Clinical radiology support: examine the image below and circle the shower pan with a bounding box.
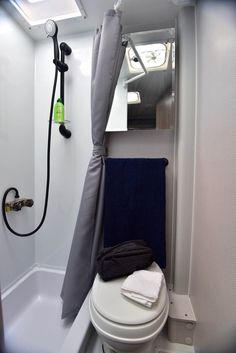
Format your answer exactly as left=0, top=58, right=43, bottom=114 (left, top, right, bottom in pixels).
left=2, top=268, right=70, bottom=353
left=1, top=266, right=95, bottom=353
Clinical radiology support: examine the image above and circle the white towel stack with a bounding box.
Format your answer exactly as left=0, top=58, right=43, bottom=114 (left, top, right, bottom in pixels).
left=121, top=270, right=163, bottom=308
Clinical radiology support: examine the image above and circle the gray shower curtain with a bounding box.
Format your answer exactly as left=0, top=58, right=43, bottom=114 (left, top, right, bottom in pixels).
left=61, top=9, right=126, bottom=319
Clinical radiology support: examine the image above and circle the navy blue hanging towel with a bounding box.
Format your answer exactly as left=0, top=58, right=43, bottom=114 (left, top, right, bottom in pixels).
left=104, top=158, right=168, bottom=268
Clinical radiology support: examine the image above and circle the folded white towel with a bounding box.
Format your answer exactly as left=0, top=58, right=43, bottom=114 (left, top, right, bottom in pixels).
left=121, top=270, right=163, bottom=308
left=121, top=291, right=153, bottom=308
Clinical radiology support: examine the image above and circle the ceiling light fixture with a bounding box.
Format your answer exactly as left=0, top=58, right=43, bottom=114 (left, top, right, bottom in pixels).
left=128, top=92, right=141, bottom=105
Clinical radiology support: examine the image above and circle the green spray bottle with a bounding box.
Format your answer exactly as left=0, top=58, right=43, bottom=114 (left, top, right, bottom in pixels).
left=54, top=98, right=64, bottom=124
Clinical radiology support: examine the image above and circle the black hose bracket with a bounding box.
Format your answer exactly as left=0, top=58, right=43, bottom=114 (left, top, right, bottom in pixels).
left=59, top=41, right=72, bottom=139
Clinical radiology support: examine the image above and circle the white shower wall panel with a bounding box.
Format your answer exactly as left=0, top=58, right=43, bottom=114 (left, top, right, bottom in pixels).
left=174, top=6, right=196, bottom=294
left=190, top=1, right=236, bottom=352
left=0, top=6, right=35, bottom=290
left=34, top=32, right=93, bottom=268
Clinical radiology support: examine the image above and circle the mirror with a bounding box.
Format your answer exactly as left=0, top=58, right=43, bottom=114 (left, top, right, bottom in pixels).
left=106, top=28, right=175, bottom=131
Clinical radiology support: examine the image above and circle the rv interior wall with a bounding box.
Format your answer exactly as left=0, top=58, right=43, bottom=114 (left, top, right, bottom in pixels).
left=174, top=6, right=196, bottom=294
left=190, top=1, right=236, bottom=352
left=0, top=7, right=35, bottom=290
left=34, top=33, right=93, bottom=268
left=0, top=295, right=3, bottom=350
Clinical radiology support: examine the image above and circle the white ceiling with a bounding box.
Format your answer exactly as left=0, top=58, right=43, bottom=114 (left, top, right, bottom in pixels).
left=2, top=0, right=195, bottom=41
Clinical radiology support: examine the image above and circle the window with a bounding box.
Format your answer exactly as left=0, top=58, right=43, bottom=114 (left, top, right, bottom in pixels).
left=127, top=43, right=170, bottom=72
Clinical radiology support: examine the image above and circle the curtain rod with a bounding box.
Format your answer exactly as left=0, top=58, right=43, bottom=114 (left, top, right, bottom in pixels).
left=113, top=1, right=149, bottom=85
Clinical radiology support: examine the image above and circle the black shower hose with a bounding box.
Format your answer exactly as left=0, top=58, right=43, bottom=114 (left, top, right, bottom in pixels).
left=1, top=67, right=58, bottom=237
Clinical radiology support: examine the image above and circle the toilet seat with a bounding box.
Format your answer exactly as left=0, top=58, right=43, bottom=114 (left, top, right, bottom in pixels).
left=89, top=262, right=169, bottom=343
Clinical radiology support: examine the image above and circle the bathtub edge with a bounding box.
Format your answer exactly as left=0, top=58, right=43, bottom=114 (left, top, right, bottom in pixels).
left=59, top=293, right=93, bottom=353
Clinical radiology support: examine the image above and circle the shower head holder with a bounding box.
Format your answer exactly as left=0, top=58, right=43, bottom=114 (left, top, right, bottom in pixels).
left=53, top=59, right=68, bottom=73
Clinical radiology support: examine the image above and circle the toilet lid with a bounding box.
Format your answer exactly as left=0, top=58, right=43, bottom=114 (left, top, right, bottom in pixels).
left=91, top=262, right=168, bottom=325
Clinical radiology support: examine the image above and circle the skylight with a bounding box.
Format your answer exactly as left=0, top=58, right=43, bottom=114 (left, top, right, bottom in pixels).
left=127, top=42, right=171, bottom=72
left=10, top=0, right=86, bottom=26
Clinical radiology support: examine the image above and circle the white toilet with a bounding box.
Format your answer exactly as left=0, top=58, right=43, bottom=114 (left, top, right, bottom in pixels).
left=89, top=262, right=169, bottom=353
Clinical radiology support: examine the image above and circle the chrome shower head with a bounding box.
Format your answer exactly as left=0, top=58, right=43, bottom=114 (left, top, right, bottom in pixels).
left=44, top=19, right=58, bottom=38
